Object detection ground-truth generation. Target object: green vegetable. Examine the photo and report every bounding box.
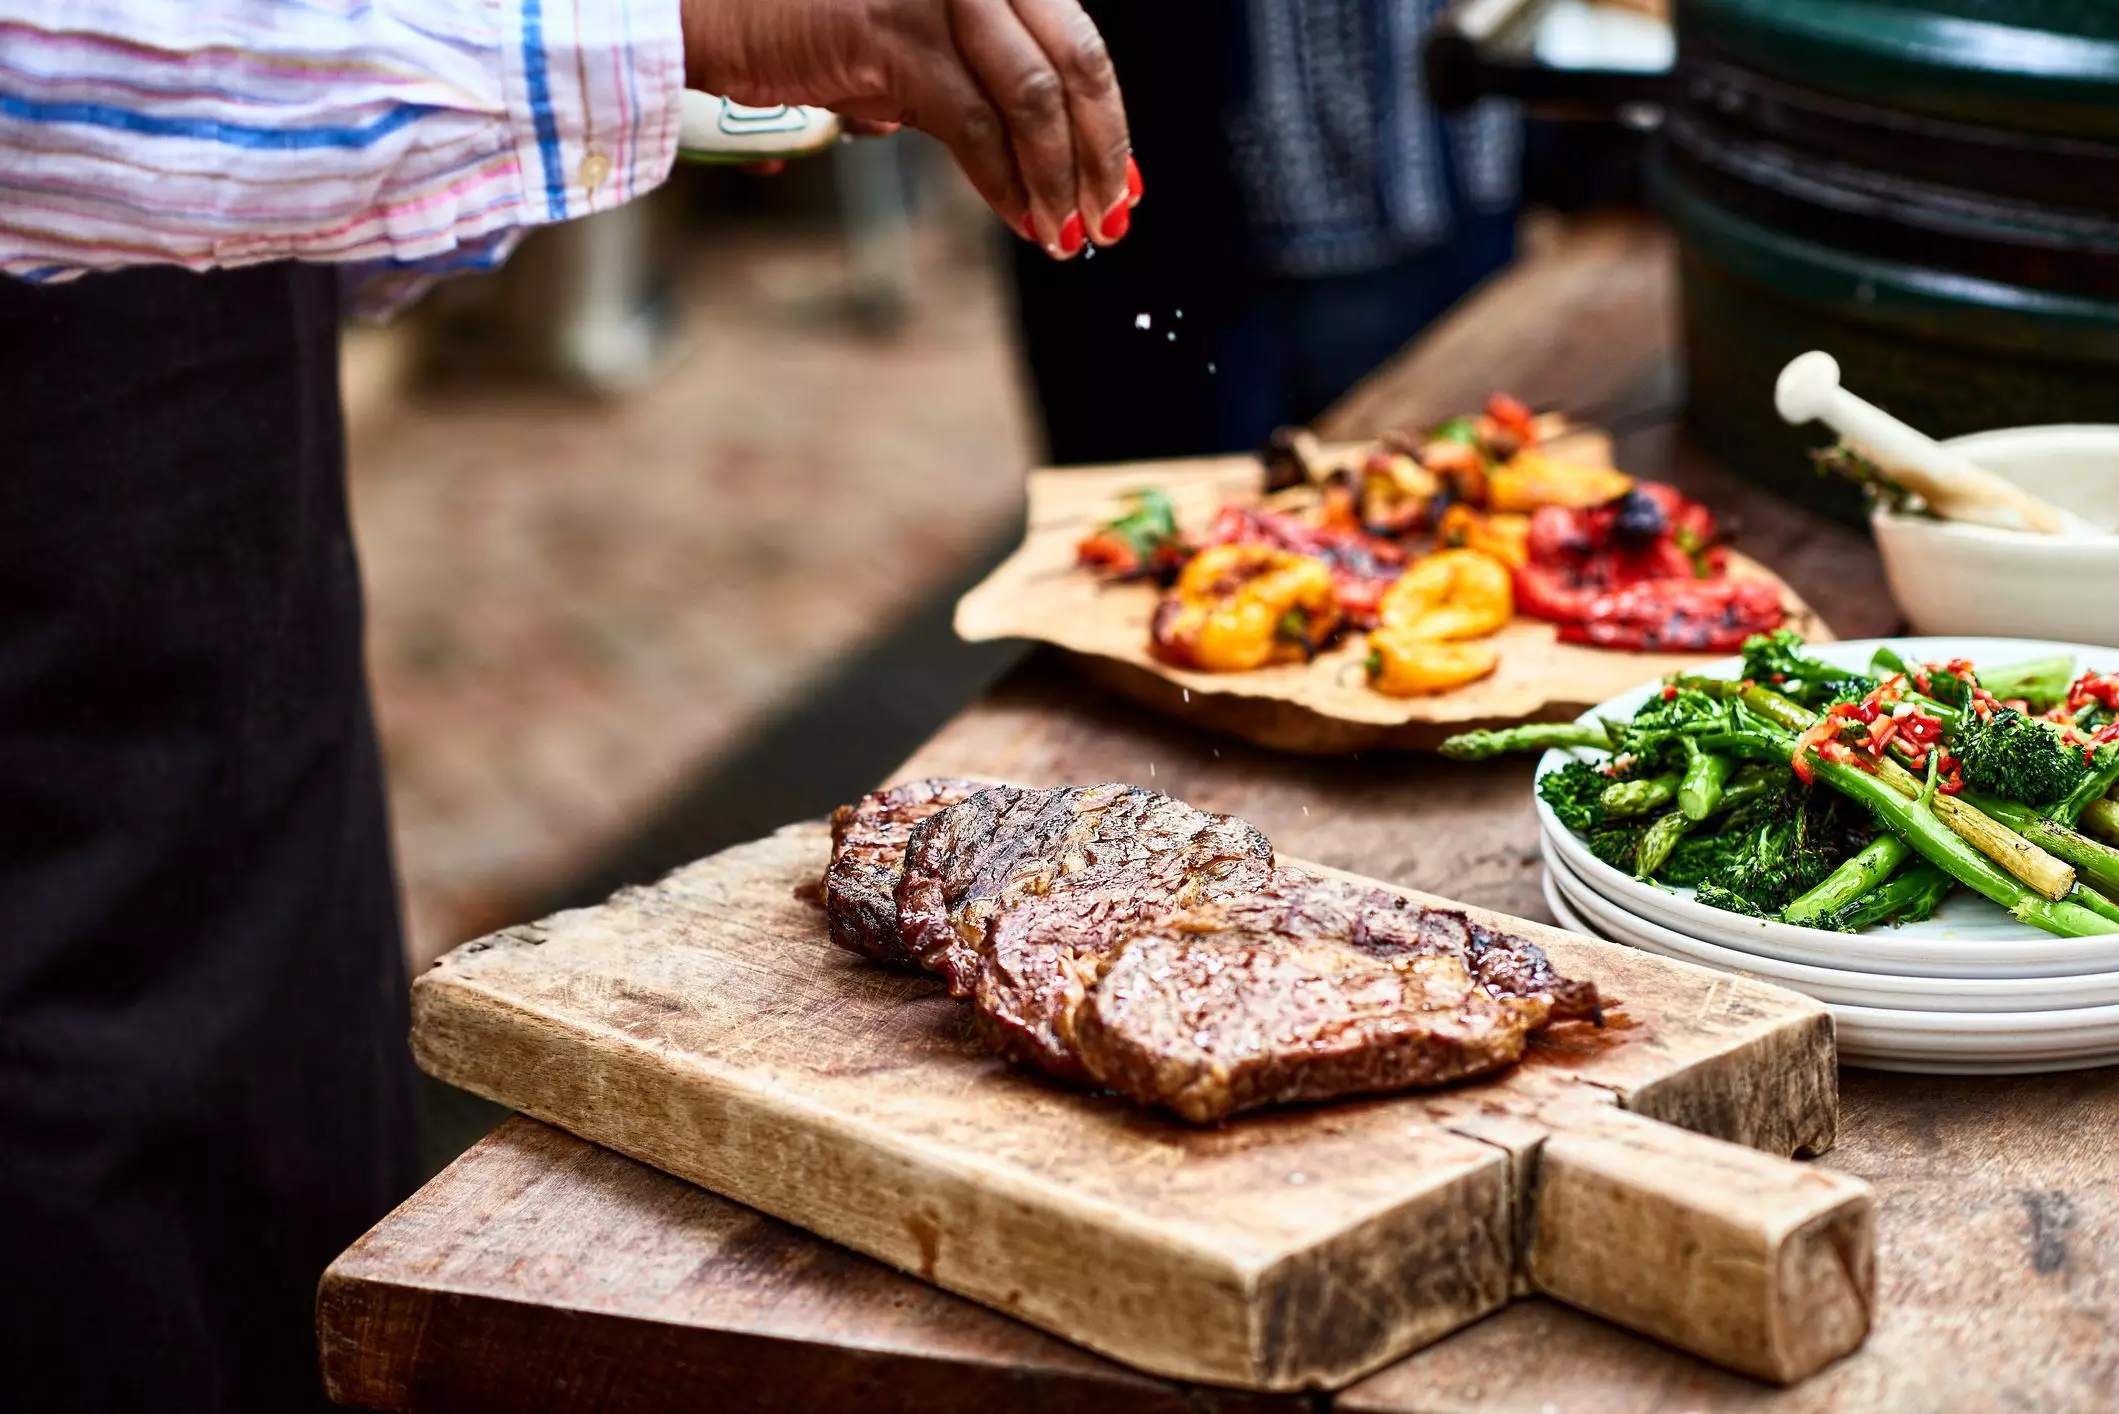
[1091,488,1179,567]
[1782,835,1911,928]
[1955,707,2090,809]
[1690,782,1860,920]
[2084,797,2119,845]
[1432,415,1481,447]
[1980,656,2077,712]
[1969,792,2119,899]
[1819,863,1953,932]
[2051,744,2119,827]
[1677,741,1731,822]
[1601,773,1679,820]
[1636,811,1693,879]
[2071,884,2119,927]
[1440,721,1613,761]
[1739,629,1875,709]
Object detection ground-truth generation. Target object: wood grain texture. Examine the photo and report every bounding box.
[319,1117,1304,1414]
[1525,1103,1873,1383]
[406,817,1854,1390]
[953,452,1827,752]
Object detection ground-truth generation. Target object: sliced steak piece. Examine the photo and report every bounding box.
[1070,905,1548,1123]
[975,866,1599,1103]
[825,778,985,964]
[896,783,1275,1001]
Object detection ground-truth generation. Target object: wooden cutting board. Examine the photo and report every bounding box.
[411,819,1873,1392]
[954,451,1831,754]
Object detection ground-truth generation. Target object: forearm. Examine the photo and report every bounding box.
[0,0,682,283]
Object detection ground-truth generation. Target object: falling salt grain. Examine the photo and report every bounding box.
[1303,805,1311,817]
[1166,332,1176,342]
[1287,1171,1309,1185]
[1134,312,1152,330]
[1182,688,1190,702]
[1206,362,1217,375]
[1149,762,1157,777]
[1212,747,1221,758]
[1175,308,1184,319]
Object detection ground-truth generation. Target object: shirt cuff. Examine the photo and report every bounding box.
[502,0,687,226]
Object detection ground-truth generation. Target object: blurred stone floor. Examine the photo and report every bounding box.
[348,191,1036,970]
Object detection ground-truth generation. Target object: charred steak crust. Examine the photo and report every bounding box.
[896,784,1274,1001]
[1070,911,1546,1124]
[824,778,984,964]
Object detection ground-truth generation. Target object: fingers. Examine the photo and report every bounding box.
[1007,0,1134,246]
[949,0,1081,257]
[849,67,1034,243]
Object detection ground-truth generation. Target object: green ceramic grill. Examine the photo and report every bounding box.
[1668,0,2119,518]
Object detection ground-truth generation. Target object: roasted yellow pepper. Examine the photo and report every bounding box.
[1150,544,1341,672]
[1435,503,1531,569]
[1366,632,1501,696]
[1377,548,1514,641]
[1486,451,1632,513]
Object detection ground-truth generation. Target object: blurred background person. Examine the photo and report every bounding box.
[1011,0,1523,464]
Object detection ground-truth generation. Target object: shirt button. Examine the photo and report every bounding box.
[578,152,612,191]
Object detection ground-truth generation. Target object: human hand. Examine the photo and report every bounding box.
[680,0,1139,258]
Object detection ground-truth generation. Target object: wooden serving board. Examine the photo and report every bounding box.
[411,819,1874,1393]
[955,450,1831,754]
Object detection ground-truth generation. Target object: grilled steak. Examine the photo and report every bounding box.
[1070,899,1547,1123]
[977,867,1600,1115]
[825,778,984,964]
[895,783,1275,1000]
[831,778,1605,1124]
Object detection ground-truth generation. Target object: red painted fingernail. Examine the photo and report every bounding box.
[1012,211,1036,241]
[1058,211,1085,257]
[1126,155,1144,206]
[1099,197,1131,242]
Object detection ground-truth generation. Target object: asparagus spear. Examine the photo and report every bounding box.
[1439,721,1613,760]
[1677,740,1731,822]
[2083,797,2119,845]
[1601,773,1679,819]
[1820,863,1953,932]
[1966,792,2119,899]
[1636,811,1692,880]
[2071,884,2119,927]
[1783,835,1911,928]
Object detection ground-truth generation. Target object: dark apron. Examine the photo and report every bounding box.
[0,264,419,1411]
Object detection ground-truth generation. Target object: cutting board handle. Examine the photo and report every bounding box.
[1525,1103,1875,1384]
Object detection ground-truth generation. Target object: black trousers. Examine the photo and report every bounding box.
[0,265,419,1411]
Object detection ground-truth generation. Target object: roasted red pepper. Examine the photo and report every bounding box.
[1556,578,1787,653]
[1512,478,1778,650]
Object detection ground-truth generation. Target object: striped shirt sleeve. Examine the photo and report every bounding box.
[0,0,685,300]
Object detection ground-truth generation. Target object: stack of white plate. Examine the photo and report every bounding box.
[1540,637,2119,1075]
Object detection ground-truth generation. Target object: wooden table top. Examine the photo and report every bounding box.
[321,216,2119,1414]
